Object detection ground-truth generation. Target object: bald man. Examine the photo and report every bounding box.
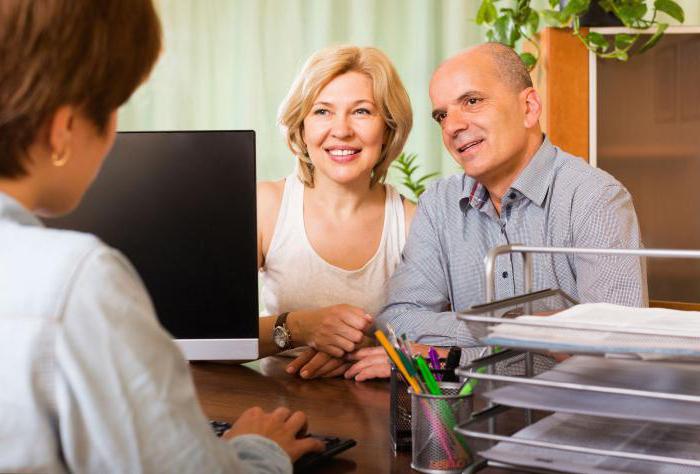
[345,44,648,376]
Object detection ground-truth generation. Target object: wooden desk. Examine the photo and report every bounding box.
[191,356,411,473]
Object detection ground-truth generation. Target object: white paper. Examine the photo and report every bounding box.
[484,303,700,359]
[481,413,700,473]
[483,355,700,425]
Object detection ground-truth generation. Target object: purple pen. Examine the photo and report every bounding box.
[427,347,442,381]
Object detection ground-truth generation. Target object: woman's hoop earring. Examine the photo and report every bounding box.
[51,150,70,167]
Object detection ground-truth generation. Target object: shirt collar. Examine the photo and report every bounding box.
[460,174,489,211]
[0,192,44,228]
[510,135,557,208]
[459,135,556,211]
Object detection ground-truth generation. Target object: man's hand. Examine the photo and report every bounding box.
[344,346,391,381]
[223,406,325,462]
[286,347,351,379]
[291,305,373,357]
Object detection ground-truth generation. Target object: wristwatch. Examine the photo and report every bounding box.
[272,312,293,350]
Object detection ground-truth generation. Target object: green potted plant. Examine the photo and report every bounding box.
[475,0,686,69]
[392,153,440,202]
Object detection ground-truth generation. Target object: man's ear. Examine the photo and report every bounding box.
[521,87,542,129]
[47,106,75,157]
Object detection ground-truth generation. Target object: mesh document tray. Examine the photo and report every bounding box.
[454,297,700,472]
[457,298,700,361]
[457,408,700,473]
[457,245,700,473]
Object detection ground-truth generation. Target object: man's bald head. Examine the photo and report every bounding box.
[435,43,532,94]
[429,42,543,191]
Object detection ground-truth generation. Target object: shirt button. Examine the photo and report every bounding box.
[509,192,516,199]
[502,271,509,278]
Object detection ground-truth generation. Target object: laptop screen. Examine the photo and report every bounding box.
[47,130,258,358]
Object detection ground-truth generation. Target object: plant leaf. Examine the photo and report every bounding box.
[541,9,568,27]
[492,14,518,47]
[655,0,685,23]
[586,31,609,51]
[613,49,629,61]
[616,4,648,27]
[416,173,440,185]
[598,0,614,13]
[639,22,668,53]
[476,0,498,25]
[614,33,636,51]
[519,52,537,70]
[562,0,590,17]
[526,9,540,35]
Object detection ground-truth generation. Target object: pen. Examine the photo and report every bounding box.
[443,346,461,382]
[416,355,442,395]
[401,334,415,359]
[458,366,486,395]
[459,346,501,395]
[427,347,442,381]
[397,350,427,393]
[375,330,422,394]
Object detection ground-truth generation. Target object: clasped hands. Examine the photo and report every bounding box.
[286,304,392,381]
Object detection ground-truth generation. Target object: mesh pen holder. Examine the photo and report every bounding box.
[390,365,456,452]
[389,366,413,452]
[410,382,473,474]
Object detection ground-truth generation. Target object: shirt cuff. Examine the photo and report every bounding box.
[226,434,292,474]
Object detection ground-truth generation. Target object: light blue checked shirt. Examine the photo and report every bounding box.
[377,137,648,348]
[0,192,291,474]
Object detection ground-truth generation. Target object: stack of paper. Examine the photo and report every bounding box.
[483,356,700,425]
[484,303,700,360]
[480,413,700,473]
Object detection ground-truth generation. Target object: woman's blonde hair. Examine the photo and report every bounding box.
[278,45,413,187]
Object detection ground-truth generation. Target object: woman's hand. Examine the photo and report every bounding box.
[286,347,351,379]
[223,406,325,461]
[344,346,392,381]
[290,305,373,357]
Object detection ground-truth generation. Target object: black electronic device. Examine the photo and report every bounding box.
[208,420,357,471]
[46,131,259,360]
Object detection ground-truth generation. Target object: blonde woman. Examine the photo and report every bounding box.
[257,45,415,378]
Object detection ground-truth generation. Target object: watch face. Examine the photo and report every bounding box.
[273,326,288,348]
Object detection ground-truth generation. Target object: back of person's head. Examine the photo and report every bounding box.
[0,0,162,178]
[278,44,413,187]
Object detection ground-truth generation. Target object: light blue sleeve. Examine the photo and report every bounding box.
[571,183,648,307]
[377,191,478,347]
[55,245,291,474]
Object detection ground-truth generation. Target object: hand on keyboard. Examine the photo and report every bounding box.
[210,421,356,471]
[213,407,324,462]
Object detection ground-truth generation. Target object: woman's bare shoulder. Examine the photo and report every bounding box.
[257,179,286,240]
[257,179,285,209]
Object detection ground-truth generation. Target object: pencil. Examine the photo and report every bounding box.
[375,330,422,394]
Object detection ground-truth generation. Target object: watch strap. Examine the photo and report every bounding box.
[274,311,290,329]
[273,312,292,350]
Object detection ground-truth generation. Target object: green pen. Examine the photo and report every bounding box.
[459,346,502,395]
[459,365,487,395]
[397,349,426,392]
[416,355,442,395]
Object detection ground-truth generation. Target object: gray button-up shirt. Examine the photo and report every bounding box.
[377,137,648,347]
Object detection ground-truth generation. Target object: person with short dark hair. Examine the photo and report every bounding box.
[346,43,647,380]
[0,1,322,471]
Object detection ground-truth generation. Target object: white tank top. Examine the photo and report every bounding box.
[260,173,406,317]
